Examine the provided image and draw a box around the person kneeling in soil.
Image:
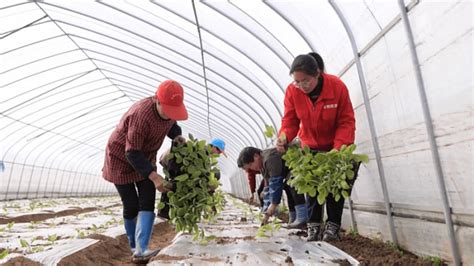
[237,147,308,225]
[102,80,188,263]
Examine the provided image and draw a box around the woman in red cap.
[102,80,188,263]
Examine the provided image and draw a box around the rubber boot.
[288,211,296,224]
[286,204,308,229]
[132,211,160,263]
[124,217,137,254]
[307,222,322,241]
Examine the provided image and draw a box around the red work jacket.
[280,73,355,151]
[246,169,261,193]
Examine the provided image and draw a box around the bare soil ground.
[330,231,443,265]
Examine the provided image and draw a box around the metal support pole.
[397,1,460,264]
[329,0,398,245]
[348,197,357,232]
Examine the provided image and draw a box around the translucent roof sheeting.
[1,1,473,262]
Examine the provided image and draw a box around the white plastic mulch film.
[1,0,473,263]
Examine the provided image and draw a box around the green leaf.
[340,180,350,189]
[342,190,350,199]
[175,174,189,182]
[0,249,8,259]
[157,202,165,210]
[31,246,44,253]
[354,154,369,164]
[206,235,217,241]
[264,124,275,138]
[348,144,357,153]
[317,193,326,205]
[346,169,355,179]
[6,222,14,230]
[20,239,29,248]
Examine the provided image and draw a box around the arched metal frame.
[328,0,398,246]
[0,0,281,200]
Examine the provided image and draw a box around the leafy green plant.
[31,246,44,253]
[28,200,45,211]
[166,135,225,241]
[76,229,86,239]
[6,222,14,231]
[283,144,368,205]
[101,209,113,215]
[19,239,45,254]
[424,256,442,266]
[348,227,359,237]
[256,218,282,238]
[388,242,404,256]
[198,235,217,245]
[20,239,29,249]
[264,124,276,138]
[47,234,58,245]
[0,249,8,259]
[28,221,40,229]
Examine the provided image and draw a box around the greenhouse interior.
[1,0,472,265]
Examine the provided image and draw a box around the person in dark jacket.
[102,80,188,263]
[237,147,306,225]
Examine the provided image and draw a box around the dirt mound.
[1,256,41,266]
[0,207,98,224]
[57,222,177,265]
[330,233,439,265]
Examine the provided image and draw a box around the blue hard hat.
[210,138,226,152]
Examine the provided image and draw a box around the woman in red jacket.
[277,53,356,242]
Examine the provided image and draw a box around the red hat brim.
[161,103,188,120]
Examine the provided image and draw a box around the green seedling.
[348,227,358,237]
[28,221,40,229]
[0,249,8,259]
[6,222,14,231]
[424,256,442,266]
[47,234,58,245]
[283,144,368,205]
[167,135,225,242]
[264,124,276,138]
[256,218,282,238]
[76,229,86,239]
[387,242,404,256]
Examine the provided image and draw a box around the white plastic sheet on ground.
[151,197,358,265]
[0,196,150,264]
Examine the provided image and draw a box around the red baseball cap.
[155,80,188,120]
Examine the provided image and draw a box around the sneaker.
[322,221,341,241]
[306,223,321,241]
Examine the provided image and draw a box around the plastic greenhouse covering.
[0,0,472,264]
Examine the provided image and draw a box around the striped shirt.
[102,97,176,184]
